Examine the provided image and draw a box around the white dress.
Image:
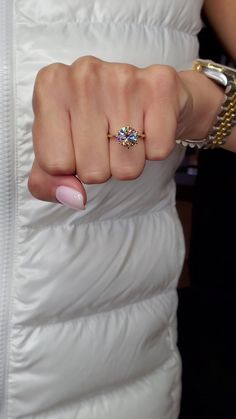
[0,0,203,418]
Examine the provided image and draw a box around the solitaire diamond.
[116,126,139,148]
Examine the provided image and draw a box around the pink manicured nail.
[55,186,85,210]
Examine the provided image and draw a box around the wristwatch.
[176,59,236,149]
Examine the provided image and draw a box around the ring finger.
[108,100,145,181]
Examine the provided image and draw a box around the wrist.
[177,60,236,150]
[178,69,225,141]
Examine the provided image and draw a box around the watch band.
[176,59,236,149]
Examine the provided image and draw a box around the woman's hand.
[28,56,224,209]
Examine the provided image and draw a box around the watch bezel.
[193,59,236,87]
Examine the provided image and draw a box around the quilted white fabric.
[3,0,203,417]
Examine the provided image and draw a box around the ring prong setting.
[108,125,145,149]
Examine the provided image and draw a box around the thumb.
[28,160,87,210]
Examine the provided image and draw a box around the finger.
[28,160,87,210]
[144,102,177,160]
[68,59,110,184]
[70,105,110,184]
[143,66,179,160]
[32,65,76,176]
[108,87,145,180]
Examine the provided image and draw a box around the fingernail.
[55,186,85,210]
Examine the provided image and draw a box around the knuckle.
[118,64,135,78]
[73,55,100,67]
[146,144,174,161]
[33,63,68,109]
[70,56,101,82]
[148,65,178,93]
[41,160,73,176]
[116,64,137,89]
[28,172,43,199]
[80,170,110,185]
[35,63,67,88]
[112,166,141,181]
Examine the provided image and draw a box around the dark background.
[177,16,236,419]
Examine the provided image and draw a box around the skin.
[203,0,236,61]
[28,0,236,206]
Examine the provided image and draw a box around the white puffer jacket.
[0,0,203,418]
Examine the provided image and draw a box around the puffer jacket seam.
[16,19,199,37]
[13,287,177,330]
[20,202,177,231]
[19,351,178,419]
[4,2,20,419]
[166,322,181,419]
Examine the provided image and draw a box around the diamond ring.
[108,126,145,149]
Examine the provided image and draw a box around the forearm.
[204,0,236,61]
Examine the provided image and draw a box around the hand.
[28,56,224,209]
